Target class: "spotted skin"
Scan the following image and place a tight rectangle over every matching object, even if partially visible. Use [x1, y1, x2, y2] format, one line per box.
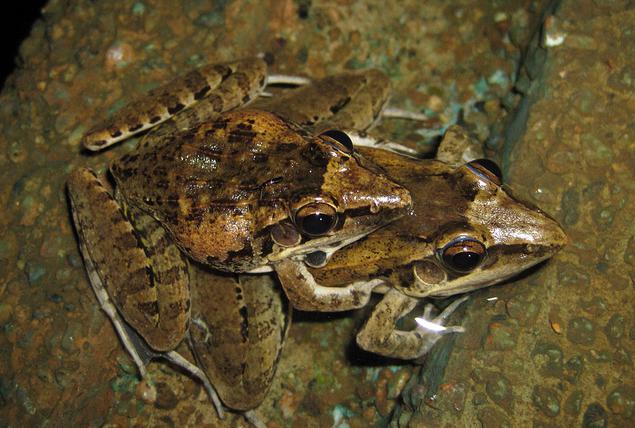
[68, 58, 414, 418]
[67, 169, 189, 351]
[82, 58, 267, 151]
[304, 143, 567, 359]
[110, 109, 410, 272]
[255, 68, 390, 133]
[189, 271, 290, 411]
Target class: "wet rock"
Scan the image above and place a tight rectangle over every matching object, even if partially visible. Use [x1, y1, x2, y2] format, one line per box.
[54, 368, 72, 389]
[61, 321, 82, 353]
[625, 235, 635, 266]
[154, 382, 178, 410]
[483, 320, 518, 351]
[563, 355, 584, 383]
[606, 385, 635, 418]
[15, 385, 36, 416]
[136, 379, 157, 404]
[532, 386, 560, 417]
[581, 134, 613, 167]
[592, 206, 615, 229]
[386, 368, 411, 399]
[613, 347, 632, 365]
[564, 390, 583, 416]
[582, 402, 608, 428]
[567, 317, 596, 345]
[531, 342, 563, 377]
[0, 303, 13, 325]
[485, 372, 512, 410]
[476, 406, 511, 428]
[581, 298, 607, 317]
[604, 314, 625, 345]
[505, 296, 540, 323]
[557, 262, 590, 288]
[560, 188, 580, 226]
[25, 262, 46, 284]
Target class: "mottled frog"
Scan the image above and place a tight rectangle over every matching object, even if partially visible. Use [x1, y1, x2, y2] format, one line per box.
[67, 57, 414, 419]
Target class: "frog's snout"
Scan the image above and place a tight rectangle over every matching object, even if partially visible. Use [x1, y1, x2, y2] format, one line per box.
[539, 215, 568, 255]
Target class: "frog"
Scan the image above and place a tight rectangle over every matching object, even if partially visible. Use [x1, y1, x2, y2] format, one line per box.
[67, 57, 419, 419]
[270, 125, 568, 360]
[185, 76, 566, 421]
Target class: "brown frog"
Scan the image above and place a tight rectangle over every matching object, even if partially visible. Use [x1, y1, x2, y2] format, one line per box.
[67, 57, 416, 420]
[277, 126, 568, 359]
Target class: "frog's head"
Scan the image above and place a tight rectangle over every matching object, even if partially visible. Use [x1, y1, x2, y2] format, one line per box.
[259, 125, 413, 269]
[395, 159, 567, 298]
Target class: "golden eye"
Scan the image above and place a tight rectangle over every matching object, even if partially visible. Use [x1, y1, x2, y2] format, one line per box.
[294, 202, 338, 237]
[466, 159, 503, 185]
[439, 237, 486, 273]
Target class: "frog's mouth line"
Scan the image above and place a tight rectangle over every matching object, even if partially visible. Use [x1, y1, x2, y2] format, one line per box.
[268, 226, 383, 265]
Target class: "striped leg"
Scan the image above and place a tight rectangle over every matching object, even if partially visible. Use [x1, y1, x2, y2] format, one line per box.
[82, 58, 268, 151]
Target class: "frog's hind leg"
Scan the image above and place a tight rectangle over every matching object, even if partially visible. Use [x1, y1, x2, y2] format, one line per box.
[356, 289, 468, 360]
[67, 168, 224, 417]
[435, 124, 485, 166]
[82, 58, 268, 151]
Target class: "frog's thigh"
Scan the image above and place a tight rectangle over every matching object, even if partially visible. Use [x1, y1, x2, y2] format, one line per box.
[168, 58, 268, 134]
[189, 270, 290, 411]
[313, 69, 391, 132]
[435, 125, 484, 166]
[82, 57, 267, 151]
[274, 259, 383, 311]
[67, 168, 189, 352]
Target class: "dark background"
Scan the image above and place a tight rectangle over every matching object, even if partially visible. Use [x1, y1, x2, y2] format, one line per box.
[1, 1, 47, 88]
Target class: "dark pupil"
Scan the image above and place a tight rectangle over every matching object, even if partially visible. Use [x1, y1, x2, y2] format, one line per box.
[474, 158, 502, 180]
[300, 213, 334, 236]
[322, 129, 354, 152]
[448, 251, 481, 272]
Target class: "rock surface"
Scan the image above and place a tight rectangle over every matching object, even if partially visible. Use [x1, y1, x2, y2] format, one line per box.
[0, 0, 632, 427]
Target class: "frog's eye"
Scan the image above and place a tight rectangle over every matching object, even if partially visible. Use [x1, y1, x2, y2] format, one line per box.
[294, 202, 338, 236]
[320, 129, 355, 153]
[466, 159, 502, 185]
[439, 237, 486, 273]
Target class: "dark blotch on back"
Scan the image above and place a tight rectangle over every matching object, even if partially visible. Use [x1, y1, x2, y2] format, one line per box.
[238, 305, 249, 342]
[301, 143, 330, 167]
[214, 64, 232, 79]
[137, 301, 160, 317]
[329, 96, 351, 115]
[167, 102, 185, 115]
[194, 85, 211, 100]
[228, 123, 256, 144]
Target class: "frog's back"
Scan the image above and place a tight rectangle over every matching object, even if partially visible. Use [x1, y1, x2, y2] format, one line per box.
[110, 109, 342, 268]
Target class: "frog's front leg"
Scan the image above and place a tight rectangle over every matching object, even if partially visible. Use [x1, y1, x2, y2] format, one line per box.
[274, 259, 385, 311]
[67, 168, 224, 417]
[82, 58, 268, 151]
[356, 289, 467, 360]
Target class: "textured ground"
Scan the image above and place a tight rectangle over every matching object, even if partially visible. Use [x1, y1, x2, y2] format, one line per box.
[0, 0, 633, 427]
